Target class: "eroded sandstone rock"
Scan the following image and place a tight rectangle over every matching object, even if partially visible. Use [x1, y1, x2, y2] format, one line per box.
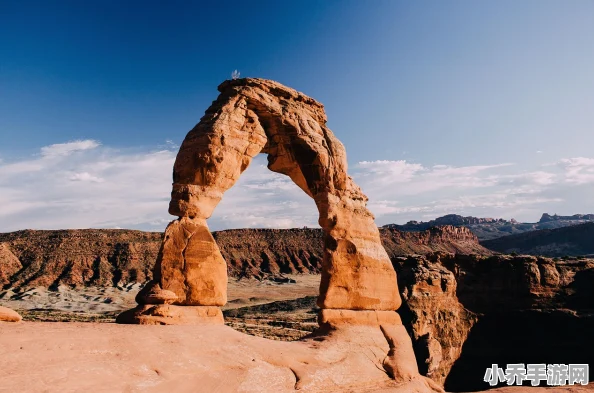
[127, 78, 401, 324]
[114, 78, 433, 388]
[118, 305, 224, 325]
[318, 309, 402, 329]
[156, 217, 227, 306]
[0, 305, 22, 322]
[394, 254, 478, 386]
[381, 324, 445, 393]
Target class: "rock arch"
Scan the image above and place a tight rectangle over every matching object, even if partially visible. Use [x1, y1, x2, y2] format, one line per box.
[121, 78, 401, 325]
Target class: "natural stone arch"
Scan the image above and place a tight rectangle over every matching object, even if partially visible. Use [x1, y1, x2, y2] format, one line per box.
[121, 78, 401, 325]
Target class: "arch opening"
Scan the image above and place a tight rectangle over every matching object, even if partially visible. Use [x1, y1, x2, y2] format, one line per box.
[121, 78, 401, 326]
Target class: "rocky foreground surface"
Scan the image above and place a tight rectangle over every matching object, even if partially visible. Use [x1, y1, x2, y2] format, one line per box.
[2, 322, 592, 393]
[2, 251, 593, 391]
[1, 224, 593, 390]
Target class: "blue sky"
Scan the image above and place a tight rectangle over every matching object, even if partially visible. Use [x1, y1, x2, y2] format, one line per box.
[1, 1, 593, 231]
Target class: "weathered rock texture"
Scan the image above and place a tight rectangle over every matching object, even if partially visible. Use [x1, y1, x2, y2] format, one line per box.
[0, 322, 445, 393]
[0, 305, 22, 322]
[0, 243, 21, 287]
[0, 230, 160, 290]
[394, 255, 478, 387]
[393, 253, 594, 391]
[380, 226, 487, 257]
[0, 226, 489, 290]
[136, 78, 401, 319]
[112, 78, 443, 389]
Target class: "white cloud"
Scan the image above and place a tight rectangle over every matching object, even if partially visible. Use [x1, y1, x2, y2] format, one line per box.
[357, 160, 423, 182]
[0, 140, 592, 231]
[356, 160, 513, 196]
[353, 159, 573, 224]
[40, 140, 100, 158]
[69, 172, 104, 183]
[559, 157, 594, 185]
[0, 141, 176, 232]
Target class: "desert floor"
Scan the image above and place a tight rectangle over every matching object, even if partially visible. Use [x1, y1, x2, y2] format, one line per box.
[1, 275, 593, 392]
[1, 322, 593, 393]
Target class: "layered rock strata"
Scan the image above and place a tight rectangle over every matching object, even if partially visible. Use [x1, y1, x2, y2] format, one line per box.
[0, 226, 490, 289]
[393, 253, 594, 391]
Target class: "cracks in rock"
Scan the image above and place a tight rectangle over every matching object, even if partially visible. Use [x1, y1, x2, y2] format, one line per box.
[378, 324, 393, 378]
[180, 229, 196, 297]
[363, 347, 389, 376]
[288, 367, 300, 390]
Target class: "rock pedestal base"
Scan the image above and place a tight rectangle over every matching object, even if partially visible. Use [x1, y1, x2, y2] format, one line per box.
[116, 305, 224, 325]
[313, 309, 444, 392]
[318, 309, 402, 329]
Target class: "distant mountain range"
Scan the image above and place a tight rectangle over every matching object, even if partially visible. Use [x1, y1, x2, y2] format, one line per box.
[383, 213, 594, 241]
[482, 222, 594, 257]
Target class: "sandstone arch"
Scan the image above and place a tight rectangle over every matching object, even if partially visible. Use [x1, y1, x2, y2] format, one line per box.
[122, 78, 401, 325]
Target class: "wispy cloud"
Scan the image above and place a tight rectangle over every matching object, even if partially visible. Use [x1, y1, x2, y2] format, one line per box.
[0, 140, 592, 231]
[40, 140, 101, 158]
[0, 140, 176, 231]
[559, 157, 594, 185]
[69, 172, 104, 183]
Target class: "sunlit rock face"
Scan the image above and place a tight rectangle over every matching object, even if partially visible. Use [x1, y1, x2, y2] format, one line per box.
[0, 305, 21, 322]
[137, 78, 400, 321]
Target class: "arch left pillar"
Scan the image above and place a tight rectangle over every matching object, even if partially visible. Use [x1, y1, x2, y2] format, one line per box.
[118, 96, 267, 325]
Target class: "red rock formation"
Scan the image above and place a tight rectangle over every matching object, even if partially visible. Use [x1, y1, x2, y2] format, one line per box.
[0, 226, 491, 290]
[380, 226, 489, 256]
[0, 230, 160, 290]
[131, 78, 402, 324]
[394, 255, 478, 386]
[393, 253, 594, 391]
[0, 305, 21, 322]
[113, 78, 445, 391]
[0, 243, 21, 287]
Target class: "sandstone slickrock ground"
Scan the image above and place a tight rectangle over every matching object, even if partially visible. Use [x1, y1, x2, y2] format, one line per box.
[2, 253, 593, 390]
[0, 322, 444, 393]
[0, 322, 591, 393]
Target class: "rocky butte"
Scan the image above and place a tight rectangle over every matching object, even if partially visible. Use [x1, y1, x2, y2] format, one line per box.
[0, 225, 489, 288]
[115, 77, 443, 391]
